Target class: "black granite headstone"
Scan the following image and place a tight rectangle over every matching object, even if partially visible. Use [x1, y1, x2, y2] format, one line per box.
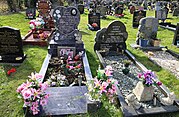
[115, 6, 123, 14]
[0, 27, 26, 63]
[78, 4, 85, 14]
[88, 13, 101, 31]
[132, 10, 146, 28]
[173, 23, 179, 46]
[52, 6, 80, 42]
[94, 20, 128, 52]
[26, 8, 36, 19]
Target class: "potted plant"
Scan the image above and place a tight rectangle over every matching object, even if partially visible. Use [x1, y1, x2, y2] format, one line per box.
[122, 60, 131, 75]
[17, 72, 49, 116]
[138, 32, 149, 47]
[133, 70, 162, 101]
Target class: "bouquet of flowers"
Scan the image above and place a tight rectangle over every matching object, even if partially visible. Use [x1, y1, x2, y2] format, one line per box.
[138, 70, 162, 87]
[87, 66, 118, 103]
[29, 18, 45, 32]
[17, 72, 49, 115]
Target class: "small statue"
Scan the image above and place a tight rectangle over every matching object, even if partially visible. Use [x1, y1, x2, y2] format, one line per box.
[125, 93, 141, 109]
[160, 92, 175, 106]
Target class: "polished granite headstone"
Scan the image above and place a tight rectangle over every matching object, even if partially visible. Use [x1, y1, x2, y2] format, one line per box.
[94, 20, 128, 52]
[0, 27, 26, 63]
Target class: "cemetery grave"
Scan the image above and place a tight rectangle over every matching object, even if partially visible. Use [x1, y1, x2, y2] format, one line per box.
[131, 17, 179, 80]
[37, 6, 93, 116]
[23, 0, 54, 46]
[94, 20, 179, 117]
[1, 1, 179, 116]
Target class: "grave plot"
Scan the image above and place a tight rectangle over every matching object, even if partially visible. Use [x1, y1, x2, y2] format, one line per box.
[38, 6, 93, 116]
[23, 0, 54, 46]
[144, 49, 179, 79]
[94, 20, 179, 117]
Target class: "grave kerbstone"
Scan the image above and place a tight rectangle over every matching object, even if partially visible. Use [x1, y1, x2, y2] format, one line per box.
[94, 20, 128, 52]
[0, 27, 26, 63]
[132, 10, 146, 28]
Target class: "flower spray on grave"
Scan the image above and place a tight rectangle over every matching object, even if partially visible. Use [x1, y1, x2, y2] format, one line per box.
[133, 70, 162, 101]
[16, 72, 49, 116]
[29, 18, 48, 39]
[86, 65, 118, 104]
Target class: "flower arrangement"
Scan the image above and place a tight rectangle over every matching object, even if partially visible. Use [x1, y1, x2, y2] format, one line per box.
[138, 70, 162, 87]
[29, 18, 45, 32]
[17, 72, 49, 115]
[87, 66, 118, 103]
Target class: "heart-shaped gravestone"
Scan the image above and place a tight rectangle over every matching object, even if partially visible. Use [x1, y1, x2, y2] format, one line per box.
[52, 6, 80, 35]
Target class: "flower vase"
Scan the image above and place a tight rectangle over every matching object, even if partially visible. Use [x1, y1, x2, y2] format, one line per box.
[85, 93, 101, 113]
[23, 104, 43, 117]
[133, 81, 154, 101]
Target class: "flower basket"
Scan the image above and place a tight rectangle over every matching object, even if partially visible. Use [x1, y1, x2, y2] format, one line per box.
[133, 81, 154, 101]
[139, 39, 149, 47]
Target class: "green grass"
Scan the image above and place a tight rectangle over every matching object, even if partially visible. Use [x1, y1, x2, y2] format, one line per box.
[0, 9, 179, 117]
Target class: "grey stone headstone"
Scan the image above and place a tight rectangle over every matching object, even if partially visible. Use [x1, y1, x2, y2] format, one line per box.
[52, 6, 80, 42]
[0, 27, 26, 63]
[173, 7, 179, 16]
[94, 20, 128, 52]
[97, 6, 108, 18]
[136, 17, 159, 45]
[155, 9, 167, 21]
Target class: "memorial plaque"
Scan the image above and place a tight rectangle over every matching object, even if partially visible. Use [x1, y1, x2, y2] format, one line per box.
[173, 23, 179, 46]
[88, 13, 101, 31]
[78, 4, 84, 14]
[132, 10, 146, 28]
[43, 86, 88, 116]
[94, 20, 128, 51]
[26, 8, 36, 19]
[0, 27, 26, 63]
[52, 6, 80, 41]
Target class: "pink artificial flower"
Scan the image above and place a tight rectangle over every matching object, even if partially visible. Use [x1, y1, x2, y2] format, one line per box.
[107, 79, 111, 83]
[44, 94, 50, 99]
[30, 88, 40, 100]
[138, 73, 142, 78]
[100, 82, 108, 93]
[22, 89, 32, 99]
[28, 72, 36, 80]
[76, 64, 81, 68]
[102, 82, 108, 89]
[32, 101, 39, 108]
[94, 78, 101, 88]
[40, 99, 48, 106]
[108, 88, 115, 95]
[16, 83, 26, 93]
[69, 66, 74, 70]
[35, 73, 43, 79]
[32, 107, 39, 115]
[24, 101, 30, 106]
[40, 82, 48, 91]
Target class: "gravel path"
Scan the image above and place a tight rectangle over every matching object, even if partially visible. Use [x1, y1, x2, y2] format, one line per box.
[146, 51, 179, 79]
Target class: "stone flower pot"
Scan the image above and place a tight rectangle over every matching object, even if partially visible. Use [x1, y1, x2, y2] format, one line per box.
[152, 39, 161, 47]
[133, 81, 154, 101]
